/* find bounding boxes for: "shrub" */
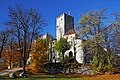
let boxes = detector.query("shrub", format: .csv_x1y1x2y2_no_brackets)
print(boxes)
44,62,63,74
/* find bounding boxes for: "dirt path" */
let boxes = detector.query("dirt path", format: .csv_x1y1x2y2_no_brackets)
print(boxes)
0,68,23,76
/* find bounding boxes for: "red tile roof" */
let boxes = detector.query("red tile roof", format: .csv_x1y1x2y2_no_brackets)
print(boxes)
63,30,77,36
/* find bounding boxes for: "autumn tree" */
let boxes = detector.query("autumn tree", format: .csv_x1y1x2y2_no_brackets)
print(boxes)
5,5,46,73
2,46,20,69
54,38,71,63
76,9,118,74
30,38,48,73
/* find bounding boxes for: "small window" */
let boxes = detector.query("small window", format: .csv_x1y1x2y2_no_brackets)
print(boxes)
66,37,68,39
69,51,73,58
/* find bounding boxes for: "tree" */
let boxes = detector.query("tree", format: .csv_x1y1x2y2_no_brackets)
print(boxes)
2,45,20,69
0,30,8,59
30,38,48,73
76,9,118,74
31,38,48,54
54,38,71,63
5,5,47,73
110,13,120,55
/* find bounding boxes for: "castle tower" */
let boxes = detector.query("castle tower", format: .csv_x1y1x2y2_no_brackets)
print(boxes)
56,13,74,40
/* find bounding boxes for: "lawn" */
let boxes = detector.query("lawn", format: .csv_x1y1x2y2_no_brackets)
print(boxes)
0,78,84,80
1,68,120,80
1,74,120,80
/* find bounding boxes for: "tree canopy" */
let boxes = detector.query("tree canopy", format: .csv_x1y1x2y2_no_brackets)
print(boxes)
76,9,120,74
54,38,71,63
5,5,47,73
30,38,48,73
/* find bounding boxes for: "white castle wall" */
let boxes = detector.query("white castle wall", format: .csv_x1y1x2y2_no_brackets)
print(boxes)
56,13,65,40
63,33,84,63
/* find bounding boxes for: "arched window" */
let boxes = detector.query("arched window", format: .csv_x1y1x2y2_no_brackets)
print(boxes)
69,51,73,58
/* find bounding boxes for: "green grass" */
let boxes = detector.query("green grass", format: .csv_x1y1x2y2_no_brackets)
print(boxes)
0,71,96,80
0,77,91,80
0,73,93,80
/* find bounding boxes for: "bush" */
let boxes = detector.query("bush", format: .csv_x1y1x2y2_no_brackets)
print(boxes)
44,63,63,74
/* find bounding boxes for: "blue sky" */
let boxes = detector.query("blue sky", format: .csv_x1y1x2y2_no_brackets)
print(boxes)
0,0,120,38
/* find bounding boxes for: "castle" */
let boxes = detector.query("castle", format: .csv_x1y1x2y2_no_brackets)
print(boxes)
42,13,84,63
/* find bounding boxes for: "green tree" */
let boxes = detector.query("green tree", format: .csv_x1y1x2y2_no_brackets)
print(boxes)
54,38,71,63
76,9,116,74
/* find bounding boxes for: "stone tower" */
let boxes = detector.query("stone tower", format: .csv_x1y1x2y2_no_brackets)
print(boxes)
56,13,74,40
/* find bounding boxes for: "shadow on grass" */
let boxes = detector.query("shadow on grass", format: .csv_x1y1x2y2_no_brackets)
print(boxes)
0,69,94,80
0,76,83,80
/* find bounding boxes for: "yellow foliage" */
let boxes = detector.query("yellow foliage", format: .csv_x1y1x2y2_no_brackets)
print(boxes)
32,38,48,54
30,38,48,73
30,53,48,73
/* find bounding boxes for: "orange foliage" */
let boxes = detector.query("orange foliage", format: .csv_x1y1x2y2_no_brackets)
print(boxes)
116,56,120,66
30,38,48,73
31,38,48,54
30,53,48,73
2,49,20,68
66,73,120,80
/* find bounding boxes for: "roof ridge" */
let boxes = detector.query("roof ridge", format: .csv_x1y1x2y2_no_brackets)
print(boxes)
63,29,76,36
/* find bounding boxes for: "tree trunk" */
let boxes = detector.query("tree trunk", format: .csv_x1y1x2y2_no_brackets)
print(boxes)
62,52,64,64
19,61,22,67
10,58,12,69
0,43,4,59
23,60,26,73
0,54,1,59
23,30,27,73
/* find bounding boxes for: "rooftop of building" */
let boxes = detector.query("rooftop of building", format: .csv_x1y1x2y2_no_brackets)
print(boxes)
63,29,78,36
56,12,73,18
